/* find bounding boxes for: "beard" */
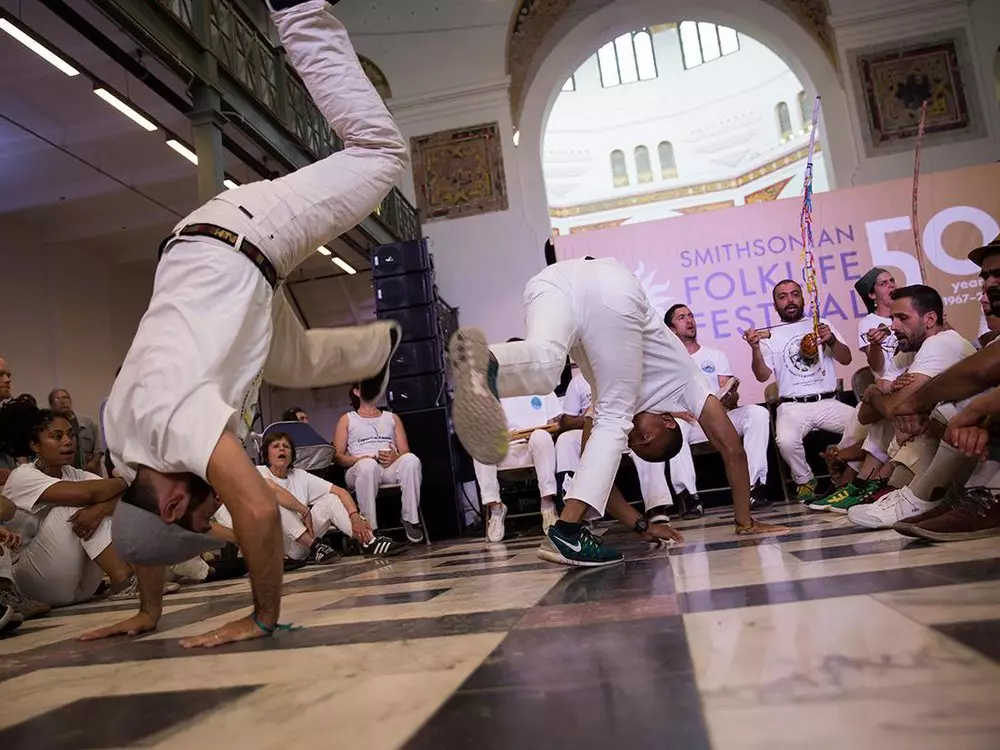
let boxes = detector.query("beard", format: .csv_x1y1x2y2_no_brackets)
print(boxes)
987,286,1000,317
777,304,803,323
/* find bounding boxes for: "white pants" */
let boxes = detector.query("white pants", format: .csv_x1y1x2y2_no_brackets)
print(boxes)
14,507,112,607
474,430,557,505
279,493,353,560
631,453,673,510
555,428,672,510
775,399,854,484
670,404,772,490
346,453,422,529
490,261,668,518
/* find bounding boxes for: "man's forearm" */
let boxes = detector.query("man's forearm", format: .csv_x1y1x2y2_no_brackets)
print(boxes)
560,414,586,431
911,347,1000,411
750,348,771,382
865,345,885,375
135,565,166,621
830,339,852,365
605,484,642,529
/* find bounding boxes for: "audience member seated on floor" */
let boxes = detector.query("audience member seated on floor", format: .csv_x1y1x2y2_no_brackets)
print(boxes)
744,279,855,503
879,235,1000,539
214,431,404,559
816,285,975,525
476,386,562,542
0,493,50,620
556,366,674,525
49,388,103,475
281,407,310,423
666,304,771,510
0,524,27,635
0,397,145,606
334,384,425,543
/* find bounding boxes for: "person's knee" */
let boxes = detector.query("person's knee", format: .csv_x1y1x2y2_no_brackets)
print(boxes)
397,452,421,474
748,404,770,428
528,429,554,451
774,417,801,451
355,457,379,478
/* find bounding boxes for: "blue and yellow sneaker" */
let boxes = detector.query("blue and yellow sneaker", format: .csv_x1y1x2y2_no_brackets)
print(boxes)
537,522,624,567
449,327,510,465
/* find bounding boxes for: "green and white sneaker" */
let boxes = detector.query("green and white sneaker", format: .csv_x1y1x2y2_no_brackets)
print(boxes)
807,484,853,511
538,524,624,567
448,327,510,465
829,479,887,514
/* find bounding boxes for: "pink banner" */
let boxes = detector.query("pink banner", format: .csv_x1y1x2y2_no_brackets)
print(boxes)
555,163,1000,404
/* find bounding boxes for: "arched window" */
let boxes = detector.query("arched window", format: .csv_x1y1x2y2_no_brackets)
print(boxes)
679,22,740,69
634,145,653,183
598,28,658,87
797,90,811,131
658,141,677,179
611,150,629,187
776,101,793,142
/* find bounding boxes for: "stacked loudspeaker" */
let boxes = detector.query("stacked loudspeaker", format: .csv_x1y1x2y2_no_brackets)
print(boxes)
372,238,465,538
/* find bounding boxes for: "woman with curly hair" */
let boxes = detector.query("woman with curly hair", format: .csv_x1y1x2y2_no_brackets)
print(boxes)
0,396,147,606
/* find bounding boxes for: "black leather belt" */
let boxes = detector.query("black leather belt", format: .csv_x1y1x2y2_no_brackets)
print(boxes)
780,391,838,404
158,222,279,290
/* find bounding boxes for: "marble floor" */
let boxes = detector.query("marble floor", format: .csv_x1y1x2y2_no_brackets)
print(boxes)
2,503,1000,749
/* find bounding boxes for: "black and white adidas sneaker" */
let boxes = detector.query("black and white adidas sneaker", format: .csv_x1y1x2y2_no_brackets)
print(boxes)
362,536,407,558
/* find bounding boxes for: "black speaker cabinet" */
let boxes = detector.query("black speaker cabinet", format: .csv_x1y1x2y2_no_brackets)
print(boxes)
390,339,444,378
377,303,438,343
396,406,463,540
372,238,431,279
387,372,446,412
374,270,435,311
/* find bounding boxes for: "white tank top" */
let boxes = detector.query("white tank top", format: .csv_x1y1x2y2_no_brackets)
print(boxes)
346,410,397,456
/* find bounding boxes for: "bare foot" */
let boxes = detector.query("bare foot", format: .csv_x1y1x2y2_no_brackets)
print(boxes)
734,518,790,536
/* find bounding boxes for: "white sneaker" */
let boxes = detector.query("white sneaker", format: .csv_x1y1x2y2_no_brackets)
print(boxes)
487,504,507,543
847,486,936,529
540,502,558,535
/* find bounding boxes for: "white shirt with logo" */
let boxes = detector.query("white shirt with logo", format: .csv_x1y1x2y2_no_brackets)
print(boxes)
502,393,562,432
857,312,905,382
892,329,975,379
690,346,733,393
345,411,397,456
760,318,845,398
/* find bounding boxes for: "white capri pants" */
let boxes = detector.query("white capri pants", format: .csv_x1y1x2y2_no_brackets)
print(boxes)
346,453,422,530
14,507,112,607
474,429,557,505
669,404,772,492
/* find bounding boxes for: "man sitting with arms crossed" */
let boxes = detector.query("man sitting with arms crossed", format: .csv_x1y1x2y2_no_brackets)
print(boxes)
744,279,854,503
80,0,406,648
450,256,787,568
887,234,1000,540
845,285,975,528
665,304,771,509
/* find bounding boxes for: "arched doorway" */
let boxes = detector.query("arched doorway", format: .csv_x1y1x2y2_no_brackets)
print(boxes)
509,0,857,246
541,22,829,234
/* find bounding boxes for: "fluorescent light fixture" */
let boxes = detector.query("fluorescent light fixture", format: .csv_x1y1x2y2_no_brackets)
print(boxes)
93,87,157,131
166,138,198,165
513,129,520,147
316,246,332,256
223,178,240,190
0,18,79,77
331,256,356,275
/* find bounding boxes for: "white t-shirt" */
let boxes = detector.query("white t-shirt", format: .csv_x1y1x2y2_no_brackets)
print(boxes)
2,463,100,545
503,392,562,431
690,346,733,392
760,318,845,397
345,411,397,456
857,312,905,382
892,329,975,379
256,465,333,507
562,373,592,418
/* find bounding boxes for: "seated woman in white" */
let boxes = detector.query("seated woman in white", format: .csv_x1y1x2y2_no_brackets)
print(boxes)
0,398,144,605
212,432,405,559
334,384,424,543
